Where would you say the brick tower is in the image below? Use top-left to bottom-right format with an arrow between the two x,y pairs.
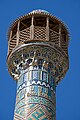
7,10 -> 69,120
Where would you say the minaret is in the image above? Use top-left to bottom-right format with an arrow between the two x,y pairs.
7,10 -> 69,120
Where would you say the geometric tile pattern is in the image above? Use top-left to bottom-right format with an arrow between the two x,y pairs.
27,106 -> 51,120
14,103 -> 55,120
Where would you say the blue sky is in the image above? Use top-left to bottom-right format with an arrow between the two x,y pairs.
0,0 -> 80,120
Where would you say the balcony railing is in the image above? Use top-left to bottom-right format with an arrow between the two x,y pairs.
8,26 -> 67,56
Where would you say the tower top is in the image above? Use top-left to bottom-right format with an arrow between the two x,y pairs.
7,10 -> 69,83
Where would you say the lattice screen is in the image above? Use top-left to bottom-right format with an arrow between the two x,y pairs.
34,26 -> 46,40
49,29 -> 59,46
19,27 -> 30,43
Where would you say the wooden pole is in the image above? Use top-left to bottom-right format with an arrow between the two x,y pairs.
30,16 -> 34,40
46,17 -> 49,41
16,21 -> 20,46
8,30 -> 12,55
59,23 -> 61,47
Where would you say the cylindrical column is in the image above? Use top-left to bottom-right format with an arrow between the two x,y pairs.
7,42 -> 68,120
